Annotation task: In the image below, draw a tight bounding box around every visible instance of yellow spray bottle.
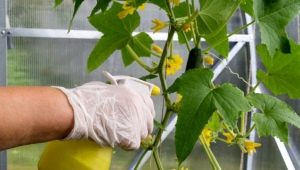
[38,71,160,170]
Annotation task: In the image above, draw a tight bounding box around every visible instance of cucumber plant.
[55,0,300,169]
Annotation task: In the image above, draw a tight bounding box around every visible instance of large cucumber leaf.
[248,93,300,142]
[168,68,250,164]
[257,40,300,98]
[253,0,300,55]
[88,3,140,71]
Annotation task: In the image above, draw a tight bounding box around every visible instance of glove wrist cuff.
[52,86,89,140]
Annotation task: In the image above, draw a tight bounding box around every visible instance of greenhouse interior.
[1,0,300,170]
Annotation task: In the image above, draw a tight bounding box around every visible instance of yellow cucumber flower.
[202,127,213,147]
[222,132,235,144]
[169,0,180,6]
[138,3,146,10]
[182,23,191,32]
[152,44,163,54]
[244,140,262,155]
[175,94,183,103]
[118,4,135,19]
[118,1,146,19]
[203,54,214,65]
[165,54,183,75]
[151,19,168,33]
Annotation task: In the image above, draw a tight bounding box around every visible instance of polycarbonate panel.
[8,0,245,33]
[8,0,92,30]
[8,0,168,32]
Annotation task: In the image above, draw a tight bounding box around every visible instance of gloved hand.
[53,81,155,150]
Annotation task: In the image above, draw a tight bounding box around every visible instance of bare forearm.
[0,86,74,150]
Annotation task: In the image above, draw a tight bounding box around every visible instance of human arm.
[0,82,155,151]
[0,86,74,150]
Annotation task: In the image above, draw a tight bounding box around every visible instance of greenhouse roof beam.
[6,28,253,42]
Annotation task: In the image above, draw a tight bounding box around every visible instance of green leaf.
[240,0,254,17]
[168,68,214,164]
[168,68,250,164]
[87,3,140,71]
[211,84,250,126]
[253,113,288,142]
[121,32,153,66]
[149,0,168,11]
[177,31,193,45]
[207,112,222,132]
[135,0,147,7]
[89,3,139,35]
[173,2,189,18]
[257,40,300,98]
[197,0,240,37]
[248,93,300,142]
[173,2,193,44]
[205,27,229,57]
[90,0,111,16]
[88,34,129,71]
[253,0,300,55]
[54,0,63,7]
[68,0,84,31]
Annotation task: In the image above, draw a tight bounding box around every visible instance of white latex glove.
[54,81,155,150]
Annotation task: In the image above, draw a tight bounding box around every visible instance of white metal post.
[245,13,258,170]
[0,0,7,169]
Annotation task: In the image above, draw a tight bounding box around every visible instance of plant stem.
[199,135,221,170]
[203,20,255,53]
[240,112,245,135]
[158,28,176,70]
[249,81,261,94]
[166,0,176,21]
[238,143,247,153]
[154,28,176,147]
[153,110,173,147]
[216,137,228,143]
[223,123,235,137]
[185,0,197,47]
[157,28,176,107]
[134,4,177,169]
[245,124,256,137]
[153,148,164,170]
[190,0,200,47]
[125,44,156,72]
[181,31,191,51]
